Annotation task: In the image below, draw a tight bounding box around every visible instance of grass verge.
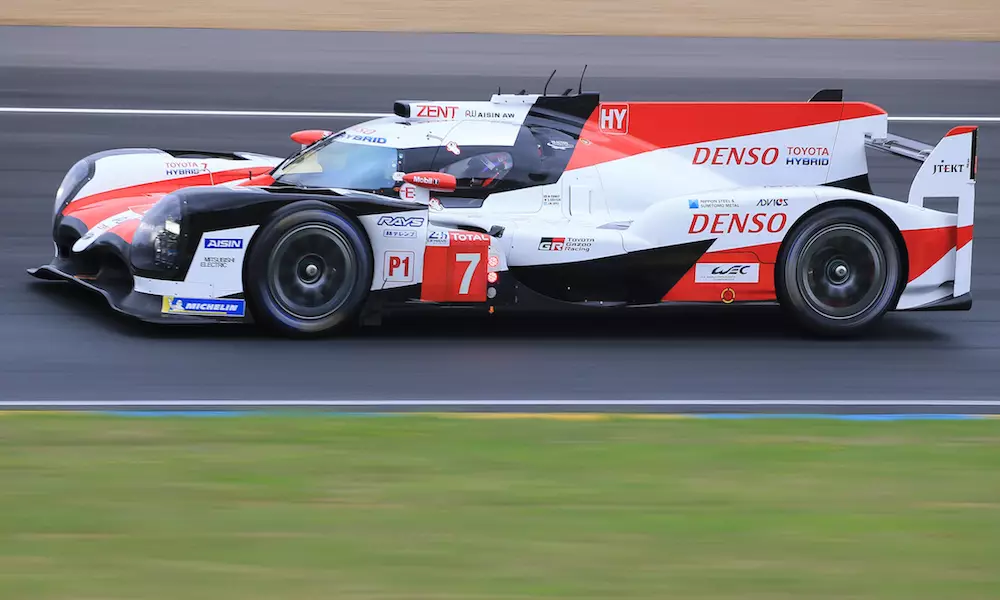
[1,413,999,599]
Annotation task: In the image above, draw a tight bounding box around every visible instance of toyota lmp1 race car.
[31,85,978,338]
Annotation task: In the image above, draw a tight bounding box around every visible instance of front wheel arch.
[242,201,374,337]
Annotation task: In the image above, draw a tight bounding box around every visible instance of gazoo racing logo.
[689,212,788,235]
[204,238,243,249]
[377,215,426,228]
[692,146,779,166]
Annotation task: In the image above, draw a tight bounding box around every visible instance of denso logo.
[204,238,243,249]
[416,105,458,119]
[378,216,425,228]
[689,213,788,235]
[693,147,779,166]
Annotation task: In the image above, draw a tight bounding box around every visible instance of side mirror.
[402,172,457,192]
[290,130,331,147]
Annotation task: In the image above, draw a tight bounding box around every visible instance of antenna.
[543,69,557,96]
[577,64,588,94]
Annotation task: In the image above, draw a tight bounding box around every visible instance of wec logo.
[695,263,760,284]
[712,265,753,276]
[378,216,426,228]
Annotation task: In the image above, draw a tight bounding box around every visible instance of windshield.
[272,133,400,191]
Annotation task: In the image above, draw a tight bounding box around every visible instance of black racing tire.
[244,204,373,338]
[775,206,903,338]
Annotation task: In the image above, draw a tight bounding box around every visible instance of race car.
[30,86,978,337]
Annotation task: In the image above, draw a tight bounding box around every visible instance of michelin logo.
[205,238,244,249]
[162,296,245,317]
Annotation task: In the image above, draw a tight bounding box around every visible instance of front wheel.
[776,206,903,337]
[244,205,373,337]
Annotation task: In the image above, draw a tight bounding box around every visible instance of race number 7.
[455,253,480,295]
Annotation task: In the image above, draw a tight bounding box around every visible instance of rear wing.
[866,125,978,297]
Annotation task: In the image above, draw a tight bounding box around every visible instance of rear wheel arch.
[777,198,909,289]
[774,199,907,336]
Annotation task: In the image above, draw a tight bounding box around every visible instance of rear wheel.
[244,205,373,337]
[776,206,902,337]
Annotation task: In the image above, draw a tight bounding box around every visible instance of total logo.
[689,213,787,235]
[450,231,491,243]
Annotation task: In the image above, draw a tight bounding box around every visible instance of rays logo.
[378,216,425,228]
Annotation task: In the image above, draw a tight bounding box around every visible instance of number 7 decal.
[455,253,480,295]
[420,231,490,303]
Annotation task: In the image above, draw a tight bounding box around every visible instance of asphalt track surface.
[2,27,1000,412]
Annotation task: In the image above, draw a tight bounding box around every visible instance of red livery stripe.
[568,101,886,171]
[900,226,956,283]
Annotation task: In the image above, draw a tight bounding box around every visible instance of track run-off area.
[2,27,1000,412]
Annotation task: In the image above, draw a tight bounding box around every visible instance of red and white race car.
[32,87,977,337]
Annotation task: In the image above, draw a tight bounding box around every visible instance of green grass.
[0,413,999,599]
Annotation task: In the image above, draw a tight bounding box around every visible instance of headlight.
[54,159,93,217]
[130,194,186,273]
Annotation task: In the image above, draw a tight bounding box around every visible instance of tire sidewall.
[244,203,373,337]
[777,206,902,336]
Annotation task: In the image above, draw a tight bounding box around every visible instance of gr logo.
[538,237,566,251]
[378,215,426,228]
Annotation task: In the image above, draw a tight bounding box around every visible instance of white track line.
[1,399,1000,408]
[0,107,998,123]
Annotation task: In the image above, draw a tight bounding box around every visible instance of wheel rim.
[797,223,888,320]
[266,223,357,320]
